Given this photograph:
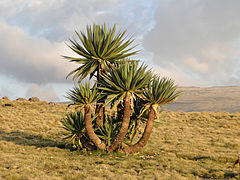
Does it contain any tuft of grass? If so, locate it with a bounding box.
[0,99,240,179]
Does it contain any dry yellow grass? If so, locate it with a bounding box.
[0,98,240,179]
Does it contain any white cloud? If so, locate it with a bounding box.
[183,57,208,73]
[0,0,161,101]
[0,0,158,85]
[0,19,75,84]
[0,0,95,41]
[143,0,240,86]
[1,0,156,42]
[152,64,198,87]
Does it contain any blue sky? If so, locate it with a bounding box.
[0,0,240,101]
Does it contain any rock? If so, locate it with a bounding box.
[2,103,13,107]
[2,96,9,100]
[28,97,40,102]
[16,98,27,101]
[48,102,56,106]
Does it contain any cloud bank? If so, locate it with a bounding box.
[0,0,240,102]
[144,0,240,86]
[0,19,75,84]
[0,0,156,85]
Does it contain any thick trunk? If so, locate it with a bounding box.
[123,107,155,154]
[80,134,97,151]
[84,106,106,150]
[109,93,131,152]
[96,65,105,127]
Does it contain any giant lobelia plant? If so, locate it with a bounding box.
[98,61,152,151]
[63,24,138,127]
[123,77,181,154]
[66,83,106,150]
[61,24,181,154]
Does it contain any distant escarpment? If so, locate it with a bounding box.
[165,86,240,113]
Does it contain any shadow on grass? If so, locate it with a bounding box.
[224,171,240,179]
[0,130,66,149]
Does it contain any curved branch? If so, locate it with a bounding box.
[123,106,155,154]
[84,106,106,150]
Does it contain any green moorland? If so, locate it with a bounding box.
[0,98,240,179]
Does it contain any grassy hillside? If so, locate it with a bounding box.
[165,86,240,113]
[0,99,240,179]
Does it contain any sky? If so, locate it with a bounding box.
[0,0,240,102]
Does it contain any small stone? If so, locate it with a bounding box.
[48,102,56,106]
[28,97,40,102]
[3,103,13,107]
[2,96,9,100]
[16,98,27,101]
[12,166,19,169]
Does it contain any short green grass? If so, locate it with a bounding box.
[0,99,240,179]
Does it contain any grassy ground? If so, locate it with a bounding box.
[165,86,240,112]
[0,99,240,179]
